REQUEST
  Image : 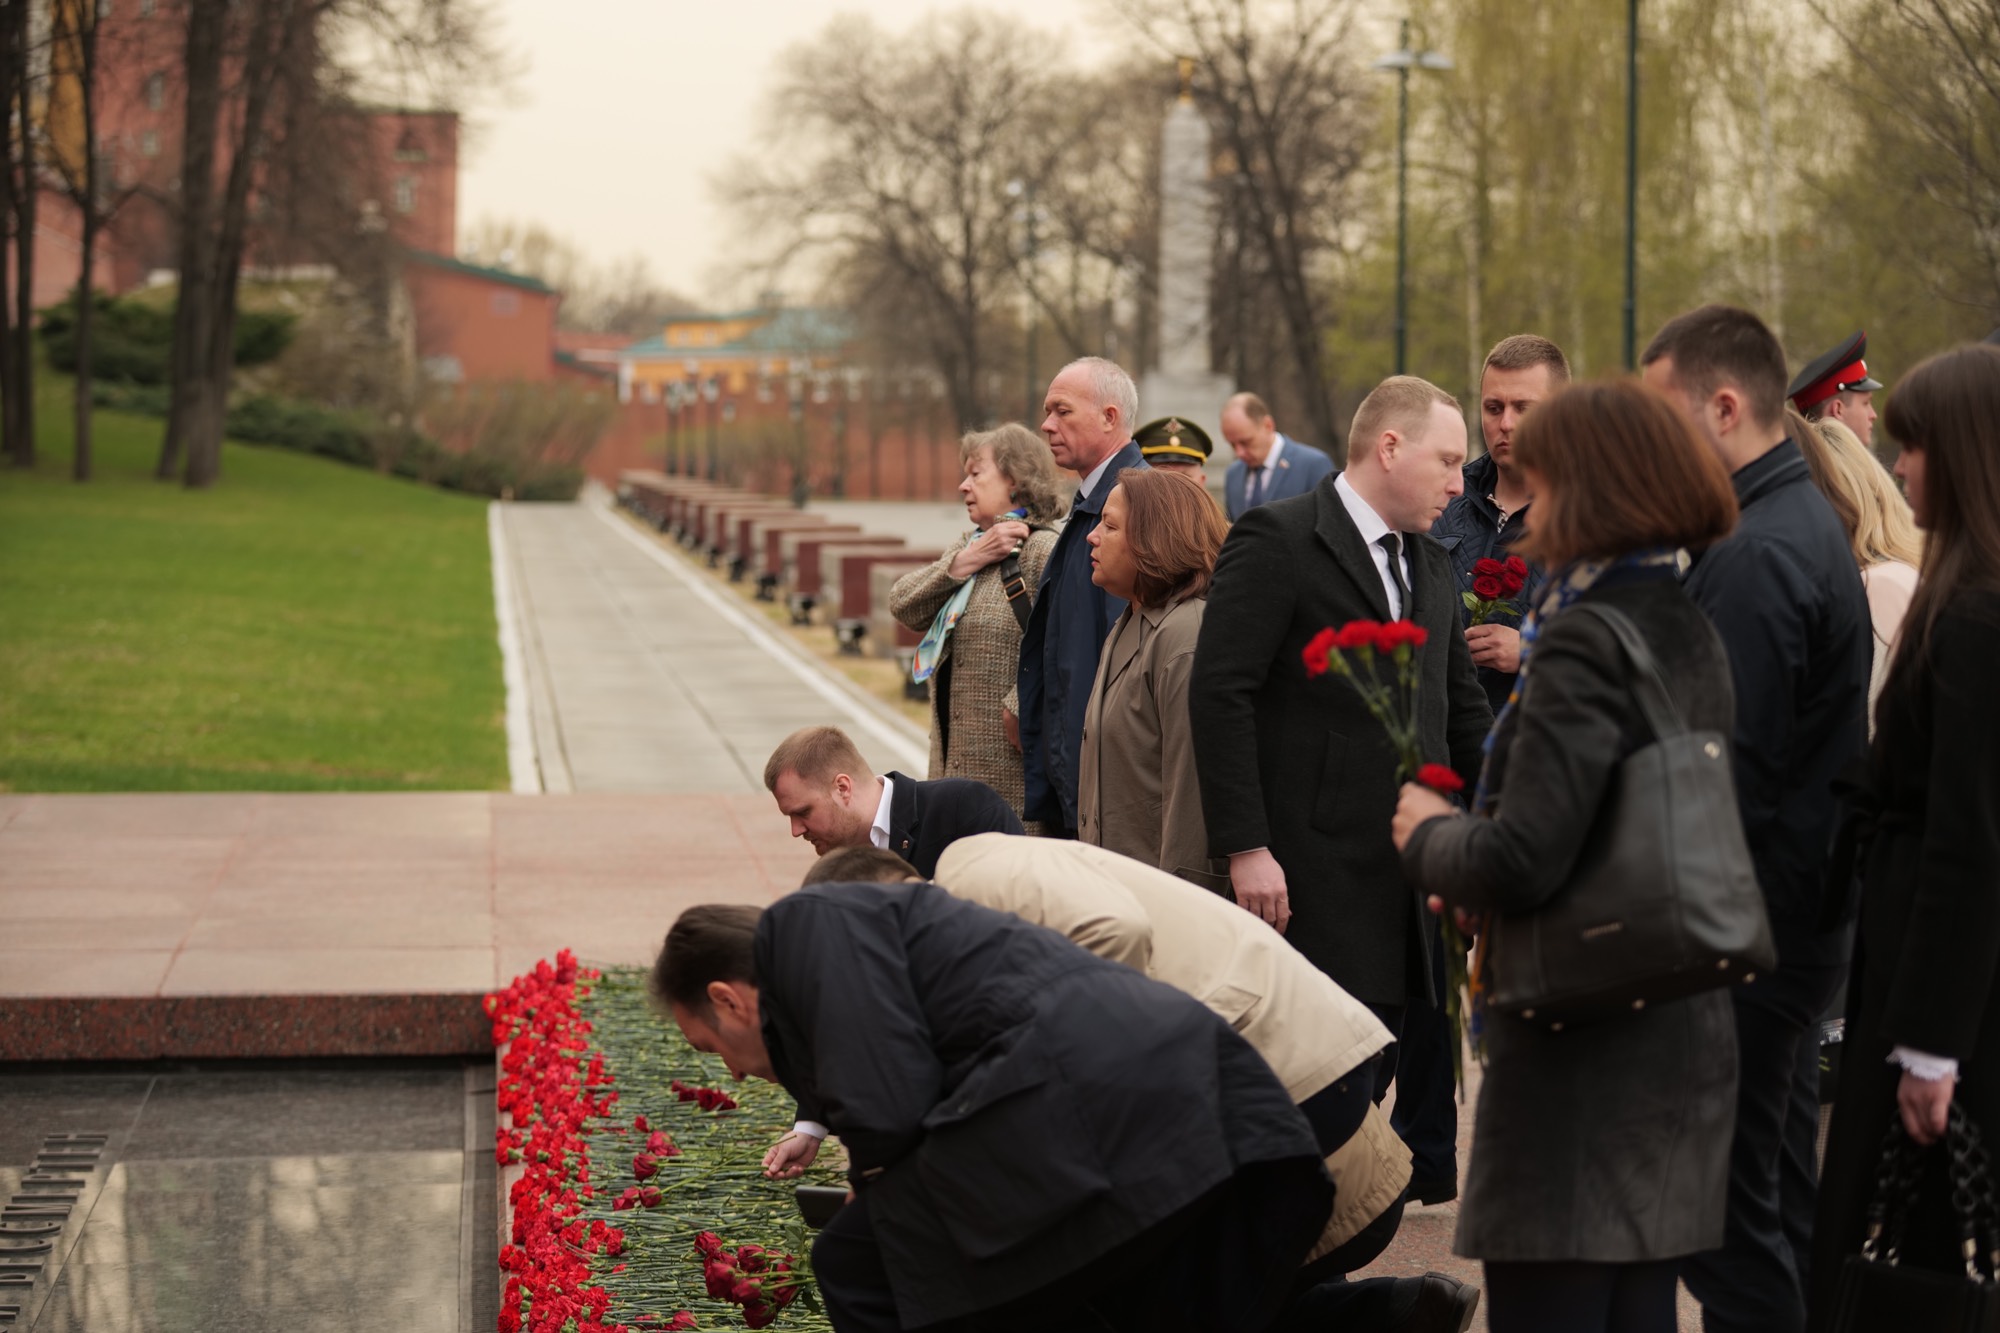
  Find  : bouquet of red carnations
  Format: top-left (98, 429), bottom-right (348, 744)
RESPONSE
top-left (1303, 618), bottom-right (1478, 1089)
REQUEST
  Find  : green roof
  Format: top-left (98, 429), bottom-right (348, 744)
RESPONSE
top-left (620, 306), bottom-right (853, 362)
top-left (405, 250), bottom-right (555, 295)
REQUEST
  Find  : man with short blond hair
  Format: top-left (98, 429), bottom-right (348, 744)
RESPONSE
top-left (1221, 391), bottom-right (1335, 520)
top-left (1192, 375), bottom-right (1493, 1101)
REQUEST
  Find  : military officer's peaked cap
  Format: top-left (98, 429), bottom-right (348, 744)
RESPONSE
top-left (1789, 331), bottom-right (1884, 412)
top-left (1134, 415), bottom-right (1213, 465)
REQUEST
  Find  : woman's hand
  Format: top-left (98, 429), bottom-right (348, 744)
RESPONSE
top-left (1898, 1068), bottom-right (1955, 1146)
top-left (1392, 782), bottom-right (1459, 852)
top-left (946, 520), bottom-right (1031, 580)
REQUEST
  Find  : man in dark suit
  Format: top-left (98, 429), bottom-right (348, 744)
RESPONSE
top-left (762, 725), bottom-right (1021, 879)
top-left (1192, 376), bottom-right (1493, 1095)
top-left (1017, 357), bottom-right (1146, 837)
top-left (654, 887), bottom-right (1333, 1333)
top-left (1221, 392), bottom-right (1337, 520)
top-left (1643, 306), bottom-right (1870, 1333)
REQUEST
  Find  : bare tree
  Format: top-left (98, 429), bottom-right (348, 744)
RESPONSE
top-left (1116, 0), bottom-right (1373, 446)
top-left (726, 11), bottom-right (1053, 432)
top-left (0, 0), bottom-right (41, 468)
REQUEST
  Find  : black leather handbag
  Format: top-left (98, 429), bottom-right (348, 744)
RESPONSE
top-left (1830, 1105), bottom-right (2000, 1332)
top-left (1483, 603), bottom-right (1777, 1030)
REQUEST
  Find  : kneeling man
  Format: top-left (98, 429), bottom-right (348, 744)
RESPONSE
top-left (654, 883), bottom-right (1332, 1333)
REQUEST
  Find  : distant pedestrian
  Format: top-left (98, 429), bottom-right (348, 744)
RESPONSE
top-left (1394, 377), bottom-right (1744, 1333)
top-left (889, 424), bottom-right (1063, 824)
top-left (1076, 468), bottom-right (1231, 888)
top-left (1791, 411), bottom-right (1924, 722)
top-left (1810, 342), bottom-right (2000, 1329)
top-left (1643, 305), bottom-right (1872, 1333)
top-left (1220, 392), bottom-right (1335, 520)
top-left (1192, 375), bottom-right (1492, 1095)
top-left (1017, 357), bottom-right (1147, 838)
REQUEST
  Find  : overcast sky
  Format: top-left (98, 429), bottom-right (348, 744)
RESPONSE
top-left (455, 1), bottom-right (1129, 307)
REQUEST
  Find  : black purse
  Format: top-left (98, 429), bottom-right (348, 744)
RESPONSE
top-left (1483, 603), bottom-right (1777, 1030)
top-left (1830, 1104), bottom-right (2000, 1332)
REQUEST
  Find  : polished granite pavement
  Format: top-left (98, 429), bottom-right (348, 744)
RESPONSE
top-left (0, 1060), bottom-right (494, 1333)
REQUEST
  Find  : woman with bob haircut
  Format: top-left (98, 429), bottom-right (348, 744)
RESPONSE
top-left (1390, 379), bottom-right (1742, 1333)
top-left (890, 423), bottom-right (1065, 826)
top-left (1076, 467), bottom-right (1233, 889)
top-left (1811, 343), bottom-right (2000, 1327)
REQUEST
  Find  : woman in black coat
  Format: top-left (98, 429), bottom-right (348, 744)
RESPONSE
top-left (1811, 344), bottom-right (2000, 1328)
top-left (1392, 381), bottom-right (1744, 1333)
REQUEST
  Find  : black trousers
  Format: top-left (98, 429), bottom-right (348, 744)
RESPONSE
top-left (1682, 957), bottom-right (1845, 1333)
top-left (1484, 1259), bottom-right (1680, 1333)
top-left (1389, 920), bottom-right (1461, 1188)
top-left (813, 1159), bottom-right (1327, 1333)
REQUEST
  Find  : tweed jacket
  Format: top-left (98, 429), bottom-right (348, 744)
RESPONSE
top-left (890, 527), bottom-right (1058, 823)
top-left (932, 833), bottom-right (1410, 1255)
top-left (1191, 474), bottom-right (1493, 1006)
top-left (1077, 596), bottom-right (1229, 889)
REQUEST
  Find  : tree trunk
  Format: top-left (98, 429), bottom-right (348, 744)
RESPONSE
top-left (160, 0), bottom-right (226, 482)
top-left (0, 0), bottom-right (20, 468)
top-left (12, 0), bottom-right (33, 469)
top-left (72, 0), bottom-right (98, 482)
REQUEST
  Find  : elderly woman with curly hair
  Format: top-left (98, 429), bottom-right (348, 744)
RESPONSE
top-left (890, 423), bottom-right (1065, 825)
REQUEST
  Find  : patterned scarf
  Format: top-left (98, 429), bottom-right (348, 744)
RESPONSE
top-left (1472, 547), bottom-right (1678, 816)
top-left (911, 508), bottom-right (1028, 684)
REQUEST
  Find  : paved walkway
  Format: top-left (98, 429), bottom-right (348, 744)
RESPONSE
top-left (495, 498), bottom-right (927, 793)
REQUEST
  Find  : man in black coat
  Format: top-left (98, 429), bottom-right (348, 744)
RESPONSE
top-left (1191, 376), bottom-right (1494, 1090)
top-left (1643, 305), bottom-right (1871, 1333)
top-left (1017, 357), bottom-right (1147, 837)
top-left (653, 886), bottom-right (1333, 1333)
top-left (762, 725), bottom-right (1021, 880)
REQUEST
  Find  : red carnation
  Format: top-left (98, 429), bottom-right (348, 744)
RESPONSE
top-left (632, 1114), bottom-right (649, 1133)
top-left (1416, 763), bottom-right (1465, 794)
top-left (743, 1301), bottom-right (778, 1330)
top-left (632, 1152), bottom-right (659, 1180)
top-left (1374, 620), bottom-right (1428, 653)
top-left (636, 1185), bottom-right (663, 1208)
top-left (1302, 626), bottom-right (1338, 678)
top-left (693, 1231), bottom-right (725, 1259)
top-left (1334, 620), bottom-right (1382, 650)
top-left (1472, 574), bottom-right (1505, 600)
top-left (666, 1316), bottom-right (698, 1331)
top-left (646, 1130), bottom-right (672, 1154)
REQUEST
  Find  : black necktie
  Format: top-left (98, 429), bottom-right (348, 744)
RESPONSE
top-left (1377, 532), bottom-right (1411, 617)
top-left (1246, 466), bottom-right (1266, 509)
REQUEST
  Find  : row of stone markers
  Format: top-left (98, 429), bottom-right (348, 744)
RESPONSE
top-left (616, 473), bottom-right (943, 668)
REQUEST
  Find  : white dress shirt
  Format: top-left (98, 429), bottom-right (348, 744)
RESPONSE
top-left (869, 775), bottom-right (894, 850)
top-left (1077, 449), bottom-right (1122, 506)
top-left (1334, 472), bottom-right (1409, 619)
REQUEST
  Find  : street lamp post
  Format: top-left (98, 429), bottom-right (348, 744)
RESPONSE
top-left (1373, 22), bottom-right (1453, 377)
top-left (1622, 0), bottom-right (1640, 369)
top-left (703, 376), bottom-right (721, 481)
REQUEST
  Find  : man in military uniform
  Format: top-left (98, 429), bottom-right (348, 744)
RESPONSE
top-left (1788, 331), bottom-right (1884, 446)
top-left (1134, 415), bottom-right (1214, 473)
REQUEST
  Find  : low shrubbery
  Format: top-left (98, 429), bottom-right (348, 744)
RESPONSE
top-left (40, 291), bottom-right (295, 384)
top-left (89, 381), bottom-right (590, 502)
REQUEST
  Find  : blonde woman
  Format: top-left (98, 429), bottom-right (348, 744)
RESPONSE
top-left (1794, 410), bottom-right (1924, 722)
top-left (890, 424), bottom-right (1064, 823)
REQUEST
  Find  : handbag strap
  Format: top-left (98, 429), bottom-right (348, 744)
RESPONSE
top-left (1861, 1103), bottom-right (2000, 1280)
top-left (1564, 602), bottom-right (1688, 743)
top-left (998, 551), bottom-right (1033, 632)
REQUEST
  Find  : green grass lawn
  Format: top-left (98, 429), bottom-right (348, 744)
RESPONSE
top-left (0, 388), bottom-right (508, 791)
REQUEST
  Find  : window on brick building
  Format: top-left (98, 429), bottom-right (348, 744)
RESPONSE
top-left (394, 129), bottom-right (427, 163)
top-left (140, 130), bottom-right (159, 158)
top-left (145, 73), bottom-right (164, 110)
top-left (393, 176), bottom-right (417, 214)
top-left (491, 292), bottom-right (520, 317)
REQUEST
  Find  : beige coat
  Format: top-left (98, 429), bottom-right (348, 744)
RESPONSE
top-left (931, 833), bottom-right (1412, 1256)
top-left (889, 528), bottom-right (1057, 824)
top-left (1077, 597), bottom-right (1230, 890)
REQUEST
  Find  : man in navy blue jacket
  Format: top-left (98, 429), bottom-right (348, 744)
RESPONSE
top-left (1017, 357), bottom-right (1146, 837)
top-left (1644, 305), bottom-right (1870, 1333)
